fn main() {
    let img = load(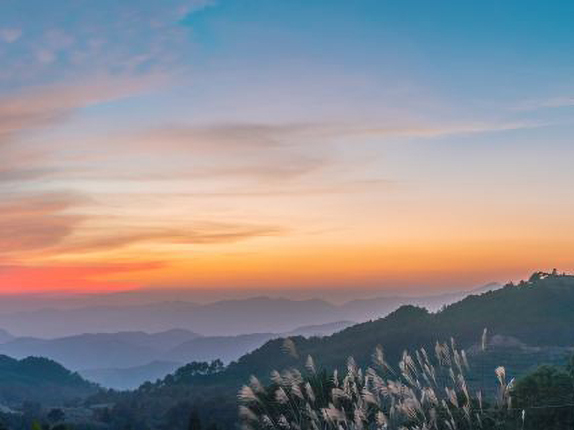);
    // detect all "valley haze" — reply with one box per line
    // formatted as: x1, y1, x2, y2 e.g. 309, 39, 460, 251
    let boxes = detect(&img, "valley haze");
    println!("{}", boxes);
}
0, 282, 501, 389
